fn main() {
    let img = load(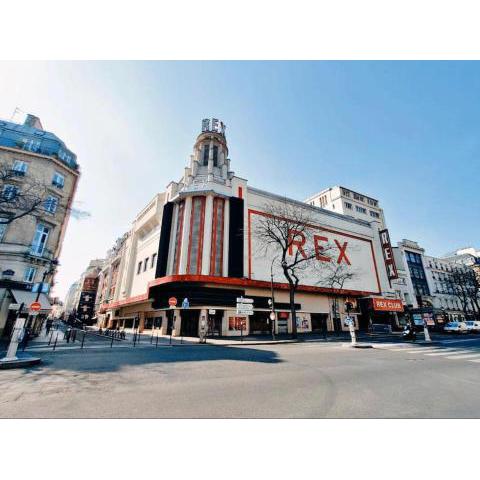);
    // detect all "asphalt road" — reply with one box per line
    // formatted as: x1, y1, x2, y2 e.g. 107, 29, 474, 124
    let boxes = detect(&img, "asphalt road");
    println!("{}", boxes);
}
1, 335, 480, 418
